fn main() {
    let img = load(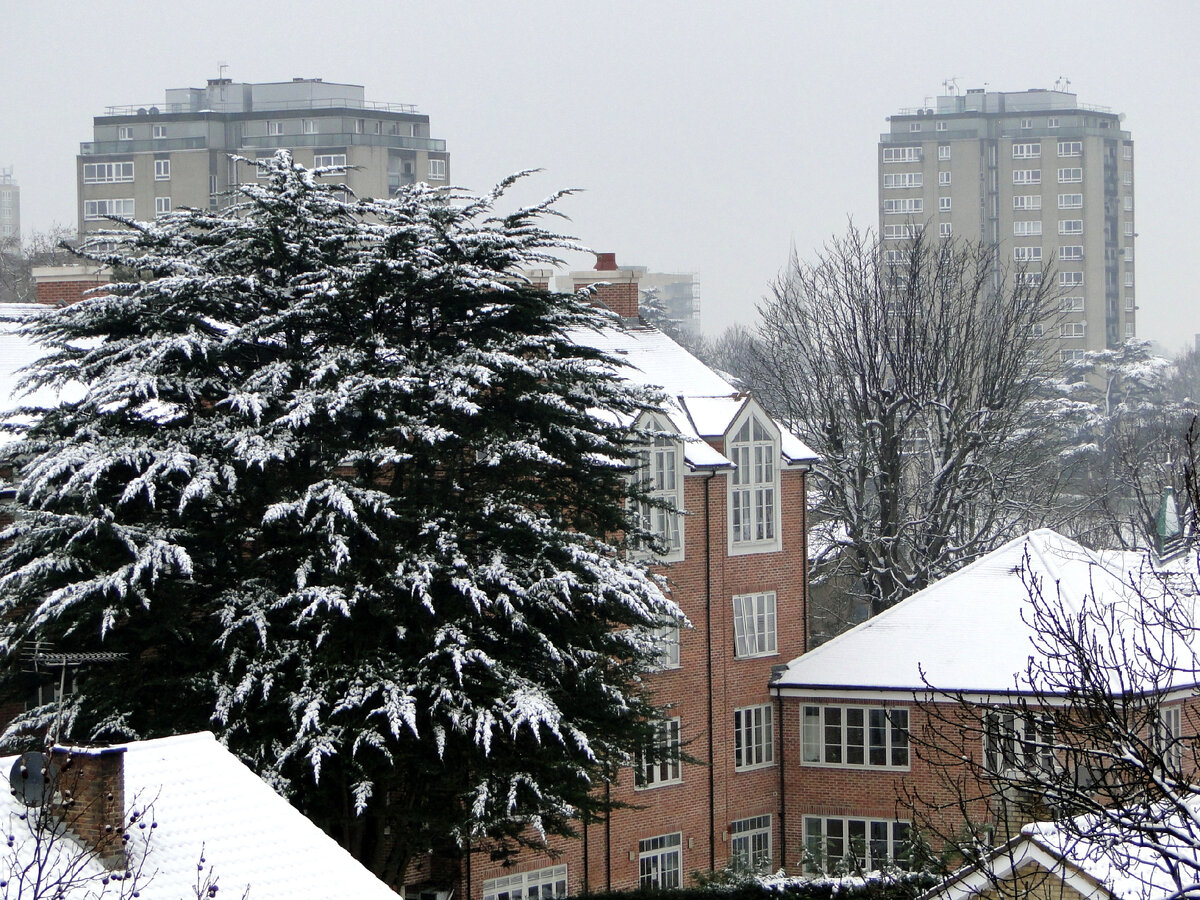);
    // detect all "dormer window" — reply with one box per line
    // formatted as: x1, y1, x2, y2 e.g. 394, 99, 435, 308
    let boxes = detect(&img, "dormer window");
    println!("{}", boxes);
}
636, 416, 684, 561
729, 412, 780, 553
